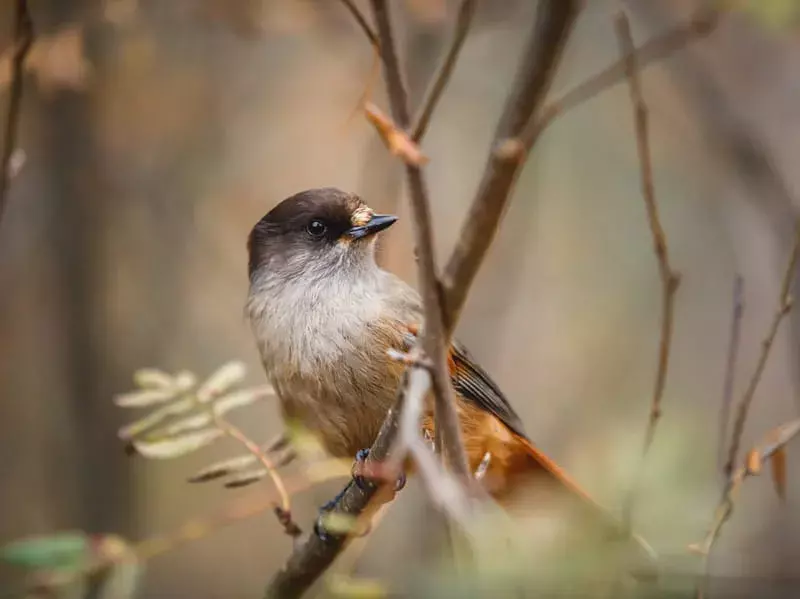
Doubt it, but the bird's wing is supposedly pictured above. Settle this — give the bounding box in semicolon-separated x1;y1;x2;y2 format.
448;340;528;439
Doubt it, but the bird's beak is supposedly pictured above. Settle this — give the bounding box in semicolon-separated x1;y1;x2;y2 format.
345;214;398;240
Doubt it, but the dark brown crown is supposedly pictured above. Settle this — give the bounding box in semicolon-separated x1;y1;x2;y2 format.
247;188;366;277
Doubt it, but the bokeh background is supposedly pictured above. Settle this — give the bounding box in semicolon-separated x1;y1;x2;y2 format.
3;0;800;596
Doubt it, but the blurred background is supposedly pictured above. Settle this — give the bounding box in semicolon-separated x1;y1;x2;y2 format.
2;0;800;596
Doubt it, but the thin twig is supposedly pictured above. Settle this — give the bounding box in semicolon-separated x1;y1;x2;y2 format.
692;418;800;558
213;413;301;538
615;10;681;531
400;366;473;524
337;0;379;48
520;7;722;150
369;0;471;478
724;221;800;479
441;0;581;330
265;390;404;599
718;275;745;473
410;0;478;142
0;0;33;225
342;42;381;133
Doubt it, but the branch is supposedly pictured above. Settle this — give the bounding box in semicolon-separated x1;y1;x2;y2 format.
265;387;404;599
441;0;581;328
615;10;681;531
212;414;301;539
0;0;33;226
410;0;478;142
724;220;800;478
337;0;378;48
718;275;745;473
369;0;470;477
520;6;722;150
691;418;800;559
400;365;474;524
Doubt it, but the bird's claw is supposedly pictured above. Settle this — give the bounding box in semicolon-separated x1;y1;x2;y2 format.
315;448;405;543
351;447;406;492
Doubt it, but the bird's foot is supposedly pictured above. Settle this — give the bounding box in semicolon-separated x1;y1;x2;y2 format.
351;448;406;493
313;449;405;543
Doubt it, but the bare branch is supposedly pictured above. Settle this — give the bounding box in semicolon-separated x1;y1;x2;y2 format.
615;10;681;531
411;0;478;142
265;391;404;599
337;0;378;48
691;418;800;558
368;0;471;478
0;0;33;225
724;220;800;478
212;413;301;539
399;366;474;524
441;0;580;329
718;275;745;473
520;6;722;150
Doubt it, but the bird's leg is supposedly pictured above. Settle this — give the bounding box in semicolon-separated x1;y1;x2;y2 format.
316;321;418;541
351;447;406;493
314;448;406;543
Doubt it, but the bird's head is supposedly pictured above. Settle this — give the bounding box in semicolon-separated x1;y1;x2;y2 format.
247;187;397;283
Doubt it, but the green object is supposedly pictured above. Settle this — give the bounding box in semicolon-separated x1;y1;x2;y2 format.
1;532;88;569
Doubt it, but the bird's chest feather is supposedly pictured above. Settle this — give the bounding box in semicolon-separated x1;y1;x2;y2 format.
247;275;413;456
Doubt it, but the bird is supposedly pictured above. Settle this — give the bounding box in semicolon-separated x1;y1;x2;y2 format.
246;187;654;566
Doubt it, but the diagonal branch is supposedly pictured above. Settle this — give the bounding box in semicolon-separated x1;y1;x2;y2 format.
441;0;581;329
691;418;800;559
0;0;33;226
520;6;722;151
615;10;681;531
369;0;470;477
724;220;800;479
336;0;379;48
410;0;478;143
718;275;744;473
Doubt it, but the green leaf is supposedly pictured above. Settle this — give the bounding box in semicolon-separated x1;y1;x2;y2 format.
327;575;387;598
738;0;800;30
213;385;274;416
156;412;212;438
172;370;197;392
188;453;258;483
131;428;223;459
1;532;88;569
92;535;143;599
318;512;361;536
196;361;246;403
114;388;178;408
223;468;268;488
132;368;175;390
117;396;194;440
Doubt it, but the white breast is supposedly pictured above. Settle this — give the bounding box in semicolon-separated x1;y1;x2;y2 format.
246;267;388;376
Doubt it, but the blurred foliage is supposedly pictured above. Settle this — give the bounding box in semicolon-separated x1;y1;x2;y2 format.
116;362;272;461
729;0;800;29
1;533;140;599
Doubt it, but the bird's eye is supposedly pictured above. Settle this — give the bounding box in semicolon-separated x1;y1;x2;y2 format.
306;219;327;237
